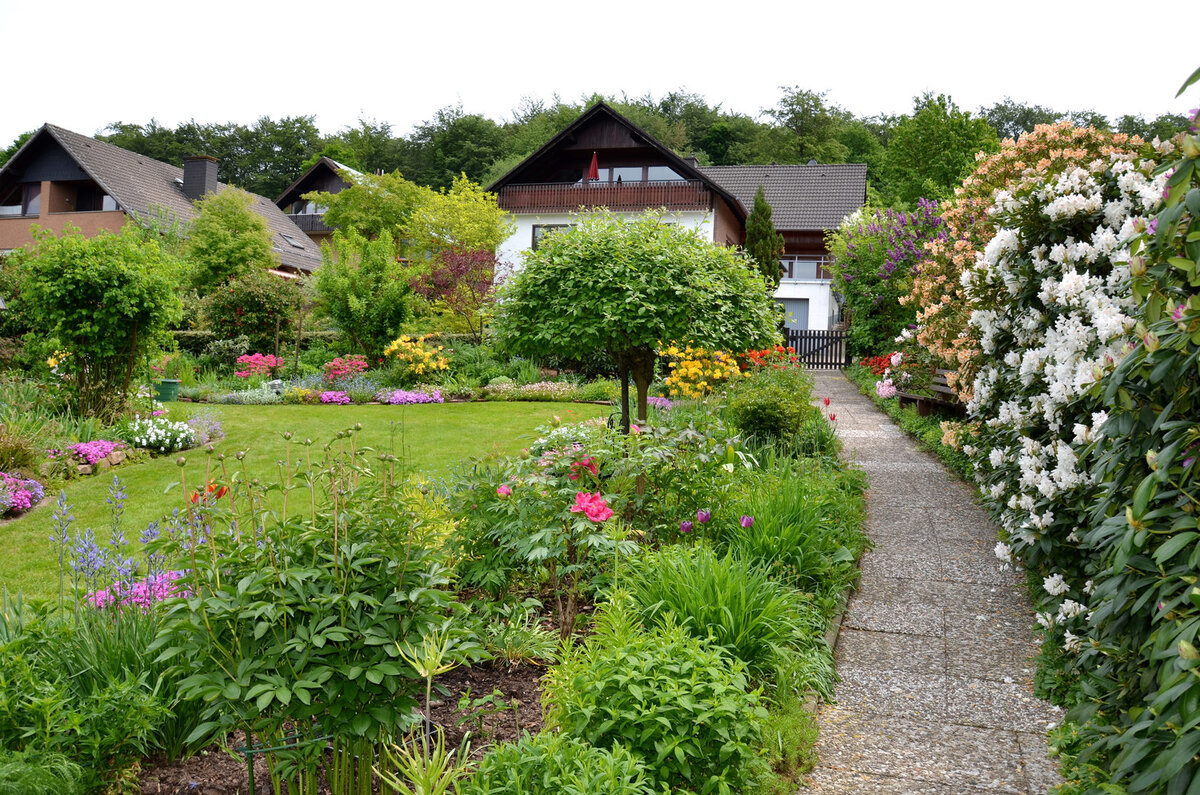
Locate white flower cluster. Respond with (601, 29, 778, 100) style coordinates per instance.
(125, 417, 196, 453)
(963, 152, 1162, 653)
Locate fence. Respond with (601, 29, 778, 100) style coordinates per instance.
(784, 328, 850, 369)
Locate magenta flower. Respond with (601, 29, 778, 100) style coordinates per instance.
(496, 484, 512, 498)
(680, 520, 693, 534)
(568, 457, 599, 481)
(570, 491, 613, 523)
(696, 509, 711, 524)
(740, 515, 754, 528)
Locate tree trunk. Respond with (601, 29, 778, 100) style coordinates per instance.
(619, 365, 630, 434)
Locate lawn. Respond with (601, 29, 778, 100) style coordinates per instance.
(1, 401, 607, 599)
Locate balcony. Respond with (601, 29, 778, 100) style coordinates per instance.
(497, 180, 710, 213)
(287, 213, 334, 233)
(781, 257, 832, 282)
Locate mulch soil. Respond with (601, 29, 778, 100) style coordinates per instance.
(138, 661, 546, 795)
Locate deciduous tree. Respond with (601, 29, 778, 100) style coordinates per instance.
(184, 187, 277, 290)
(492, 210, 779, 430)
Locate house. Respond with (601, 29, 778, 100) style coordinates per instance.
(488, 102, 866, 331)
(274, 156, 360, 246)
(0, 124, 322, 275)
(698, 163, 867, 332)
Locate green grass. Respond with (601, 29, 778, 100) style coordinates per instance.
(1, 401, 606, 599)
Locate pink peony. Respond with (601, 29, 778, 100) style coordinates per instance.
(570, 491, 613, 523)
(496, 484, 512, 498)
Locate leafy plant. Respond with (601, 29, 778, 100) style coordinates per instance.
(624, 544, 829, 691)
(201, 270, 300, 353)
(544, 598, 768, 794)
(460, 731, 651, 795)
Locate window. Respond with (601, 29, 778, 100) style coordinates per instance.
(3, 184, 42, 217)
(279, 233, 306, 249)
(647, 166, 684, 181)
(532, 223, 572, 250)
(291, 200, 319, 215)
(612, 166, 643, 183)
(76, 185, 117, 212)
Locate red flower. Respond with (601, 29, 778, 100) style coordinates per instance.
(190, 482, 229, 504)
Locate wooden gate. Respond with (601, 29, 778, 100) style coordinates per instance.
(783, 328, 850, 369)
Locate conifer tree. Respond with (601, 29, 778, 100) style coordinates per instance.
(745, 185, 784, 289)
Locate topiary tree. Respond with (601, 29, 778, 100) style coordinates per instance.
(492, 210, 779, 430)
(184, 187, 278, 290)
(20, 226, 182, 420)
(744, 184, 784, 289)
(313, 229, 413, 359)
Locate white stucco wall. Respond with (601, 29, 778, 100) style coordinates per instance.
(774, 280, 836, 331)
(496, 211, 713, 277)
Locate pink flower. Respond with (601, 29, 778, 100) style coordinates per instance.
(740, 515, 754, 528)
(696, 509, 711, 524)
(570, 491, 613, 522)
(631, 424, 641, 433)
(496, 484, 512, 498)
(568, 457, 599, 480)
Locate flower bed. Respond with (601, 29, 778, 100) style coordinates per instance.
(0, 471, 44, 517)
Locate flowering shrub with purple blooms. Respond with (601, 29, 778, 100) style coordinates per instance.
(319, 390, 352, 404)
(0, 471, 44, 516)
(826, 200, 947, 356)
(376, 388, 443, 405)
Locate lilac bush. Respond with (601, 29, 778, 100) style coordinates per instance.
(826, 199, 947, 356)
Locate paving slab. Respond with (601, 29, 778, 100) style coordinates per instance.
(808, 370, 1062, 793)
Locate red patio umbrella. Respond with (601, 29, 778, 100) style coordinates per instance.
(588, 151, 599, 181)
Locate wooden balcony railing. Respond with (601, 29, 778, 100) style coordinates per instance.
(498, 180, 710, 213)
(287, 213, 334, 233)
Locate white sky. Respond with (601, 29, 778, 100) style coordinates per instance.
(3, 0, 1197, 149)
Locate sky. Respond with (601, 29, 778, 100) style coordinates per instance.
(3, 0, 1197, 149)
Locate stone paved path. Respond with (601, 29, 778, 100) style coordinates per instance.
(806, 370, 1064, 794)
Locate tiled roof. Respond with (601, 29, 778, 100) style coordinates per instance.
(41, 124, 322, 273)
(697, 164, 866, 231)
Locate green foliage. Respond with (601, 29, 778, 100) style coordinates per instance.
(825, 202, 945, 356)
(0, 749, 84, 795)
(101, 115, 323, 198)
(184, 187, 278, 289)
(724, 368, 815, 444)
(307, 170, 431, 241)
(18, 226, 183, 421)
(744, 185, 784, 289)
(1071, 109, 1200, 792)
(882, 93, 999, 206)
(725, 459, 867, 620)
(201, 270, 299, 353)
(0, 131, 34, 170)
(314, 229, 413, 358)
(493, 210, 779, 425)
(624, 545, 829, 691)
(407, 174, 515, 254)
(753, 690, 819, 795)
(544, 599, 769, 794)
(462, 731, 651, 795)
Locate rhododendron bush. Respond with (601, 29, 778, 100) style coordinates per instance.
(905, 122, 1143, 396)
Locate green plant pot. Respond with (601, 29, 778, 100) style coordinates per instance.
(154, 379, 182, 402)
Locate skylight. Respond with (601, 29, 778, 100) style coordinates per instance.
(279, 233, 305, 249)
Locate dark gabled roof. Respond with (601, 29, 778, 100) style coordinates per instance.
(274, 156, 361, 208)
(0, 124, 322, 273)
(697, 163, 867, 231)
(488, 101, 747, 221)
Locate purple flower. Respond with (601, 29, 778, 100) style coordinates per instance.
(740, 515, 754, 528)
(696, 509, 711, 524)
(680, 520, 693, 534)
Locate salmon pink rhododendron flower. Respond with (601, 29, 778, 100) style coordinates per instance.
(570, 491, 613, 522)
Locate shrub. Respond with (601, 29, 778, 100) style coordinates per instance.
(234, 353, 282, 378)
(213, 386, 281, 405)
(119, 417, 196, 453)
(825, 201, 946, 357)
(201, 271, 300, 353)
(383, 334, 450, 386)
(19, 226, 183, 421)
(624, 545, 827, 688)
(461, 731, 651, 795)
(661, 343, 741, 398)
(0, 472, 43, 517)
(0, 425, 38, 475)
(199, 335, 251, 371)
(544, 599, 768, 794)
(323, 354, 369, 384)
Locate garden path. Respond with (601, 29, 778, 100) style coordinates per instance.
(806, 370, 1064, 794)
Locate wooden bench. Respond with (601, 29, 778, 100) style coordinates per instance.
(895, 369, 965, 418)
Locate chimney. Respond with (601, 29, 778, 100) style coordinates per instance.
(182, 155, 218, 201)
(683, 155, 699, 168)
